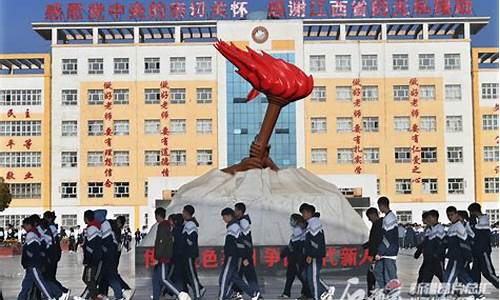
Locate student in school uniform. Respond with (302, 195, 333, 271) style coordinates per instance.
(182, 205, 205, 299)
(363, 207, 383, 297)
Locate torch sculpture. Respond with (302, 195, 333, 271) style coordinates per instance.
(214, 40, 314, 174)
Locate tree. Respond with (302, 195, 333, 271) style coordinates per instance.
(0, 177, 12, 212)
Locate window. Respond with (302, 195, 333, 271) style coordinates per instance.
(482, 83, 498, 99)
(88, 58, 103, 75)
(196, 119, 212, 134)
(310, 55, 326, 72)
(422, 178, 438, 194)
(392, 54, 408, 70)
(0, 214, 31, 227)
(113, 151, 129, 166)
(419, 54, 435, 70)
(420, 116, 436, 132)
(311, 86, 326, 102)
(447, 147, 463, 163)
(486, 209, 499, 225)
(421, 147, 437, 163)
(362, 86, 378, 101)
(113, 89, 129, 104)
(336, 86, 352, 101)
(311, 117, 327, 133)
(113, 58, 129, 74)
(61, 151, 77, 168)
(62, 90, 78, 106)
(170, 88, 186, 104)
(482, 115, 498, 130)
(61, 215, 77, 229)
(145, 151, 160, 166)
(7, 183, 41, 199)
(61, 182, 77, 198)
(483, 146, 499, 162)
(196, 57, 212, 73)
(420, 85, 436, 100)
(395, 179, 412, 194)
(170, 119, 186, 134)
(196, 88, 212, 104)
(362, 117, 379, 132)
(484, 178, 499, 193)
(113, 120, 129, 136)
(361, 55, 377, 71)
(0, 89, 42, 106)
(394, 116, 410, 132)
(0, 120, 41, 136)
(448, 178, 464, 194)
(396, 211, 412, 223)
(61, 120, 78, 137)
(170, 57, 186, 73)
(335, 55, 351, 71)
(337, 148, 353, 164)
(197, 149, 213, 165)
(363, 148, 380, 163)
(0, 152, 41, 168)
(144, 119, 160, 134)
(62, 59, 77, 75)
(395, 147, 411, 163)
(446, 116, 463, 132)
(171, 150, 187, 166)
(87, 151, 103, 166)
(113, 182, 129, 198)
(445, 84, 462, 101)
(88, 182, 103, 198)
(88, 89, 103, 105)
(144, 57, 160, 74)
(88, 120, 103, 136)
(444, 54, 460, 70)
(336, 117, 352, 133)
(393, 85, 409, 101)
(145, 89, 160, 104)
(311, 148, 327, 164)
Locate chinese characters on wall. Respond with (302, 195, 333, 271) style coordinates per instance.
(4, 108, 35, 181)
(160, 81, 170, 177)
(494, 103, 499, 175)
(104, 82, 114, 188)
(409, 78, 421, 188)
(352, 78, 363, 174)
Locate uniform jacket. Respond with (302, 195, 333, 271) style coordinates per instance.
(21, 230, 42, 269)
(304, 216, 326, 258)
(224, 219, 245, 258)
(49, 223, 62, 262)
(83, 221, 102, 266)
(363, 218, 383, 258)
(101, 219, 118, 258)
(172, 223, 185, 262)
(154, 220, 173, 263)
(182, 218, 199, 258)
(238, 215, 253, 259)
(377, 211, 399, 257)
(446, 221, 471, 262)
(281, 225, 306, 261)
(422, 223, 446, 261)
(470, 214, 492, 255)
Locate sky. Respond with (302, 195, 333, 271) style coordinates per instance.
(0, 0, 498, 54)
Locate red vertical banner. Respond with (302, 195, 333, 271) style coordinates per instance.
(352, 78, 362, 174)
(409, 78, 421, 187)
(103, 82, 113, 188)
(160, 81, 170, 177)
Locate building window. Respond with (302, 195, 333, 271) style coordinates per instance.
(394, 116, 410, 132)
(483, 146, 499, 162)
(420, 116, 436, 132)
(61, 120, 78, 137)
(336, 117, 352, 133)
(311, 148, 327, 164)
(88, 182, 103, 198)
(422, 178, 438, 194)
(395, 147, 411, 163)
(447, 147, 463, 163)
(144, 57, 160, 74)
(113, 120, 130, 136)
(88, 89, 104, 105)
(61, 215, 78, 229)
(0, 152, 41, 168)
(337, 148, 353, 164)
(335, 55, 351, 71)
(392, 54, 408, 70)
(144, 151, 160, 166)
(393, 85, 409, 101)
(196, 119, 212, 134)
(362, 117, 379, 132)
(61, 151, 77, 168)
(62, 89, 78, 106)
(447, 178, 464, 194)
(170, 119, 187, 134)
(419, 54, 435, 70)
(170, 88, 186, 104)
(486, 209, 499, 225)
(361, 54, 377, 71)
(87, 151, 103, 166)
(363, 148, 380, 164)
(196, 88, 212, 104)
(396, 211, 412, 223)
(420, 85, 436, 100)
(362, 86, 378, 101)
(196, 57, 212, 73)
(113, 89, 129, 105)
(421, 147, 437, 163)
(482, 83, 498, 99)
(310, 55, 326, 72)
(311, 117, 327, 133)
(482, 114, 498, 130)
(88, 58, 103, 75)
(0, 89, 42, 106)
(171, 150, 187, 166)
(145, 89, 160, 104)
(311, 86, 326, 102)
(446, 116, 463, 132)
(61, 182, 77, 198)
(444, 53, 460, 70)
(113, 151, 129, 166)
(336, 86, 352, 101)
(395, 179, 412, 194)
(170, 57, 186, 73)
(445, 84, 462, 101)
(62, 59, 77, 75)
(113, 58, 129, 74)
(113, 182, 129, 198)
(7, 183, 41, 199)
(144, 119, 160, 134)
(484, 177, 499, 193)
(88, 120, 104, 136)
(197, 149, 213, 165)
(0, 120, 42, 136)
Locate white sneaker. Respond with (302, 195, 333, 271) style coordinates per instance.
(251, 292, 261, 300)
(178, 291, 192, 300)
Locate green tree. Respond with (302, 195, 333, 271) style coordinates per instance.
(0, 177, 12, 212)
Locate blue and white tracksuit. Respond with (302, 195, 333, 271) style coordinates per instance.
(374, 211, 399, 289)
(470, 214, 499, 288)
(443, 221, 474, 291)
(237, 215, 260, 294)
(304, 217, 327, 300)
(99, 220, 123, 299)
(81, 223, 103, 300)
(417, 223, 445, 283)
(46, 223, 67, 293)
(183, 218, 204, 298)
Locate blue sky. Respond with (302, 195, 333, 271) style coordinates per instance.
(0, 0, 498, 53)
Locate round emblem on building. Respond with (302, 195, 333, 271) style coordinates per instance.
(252, 26, 269, 44)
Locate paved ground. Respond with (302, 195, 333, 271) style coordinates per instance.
(1, 248, 498, 299)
